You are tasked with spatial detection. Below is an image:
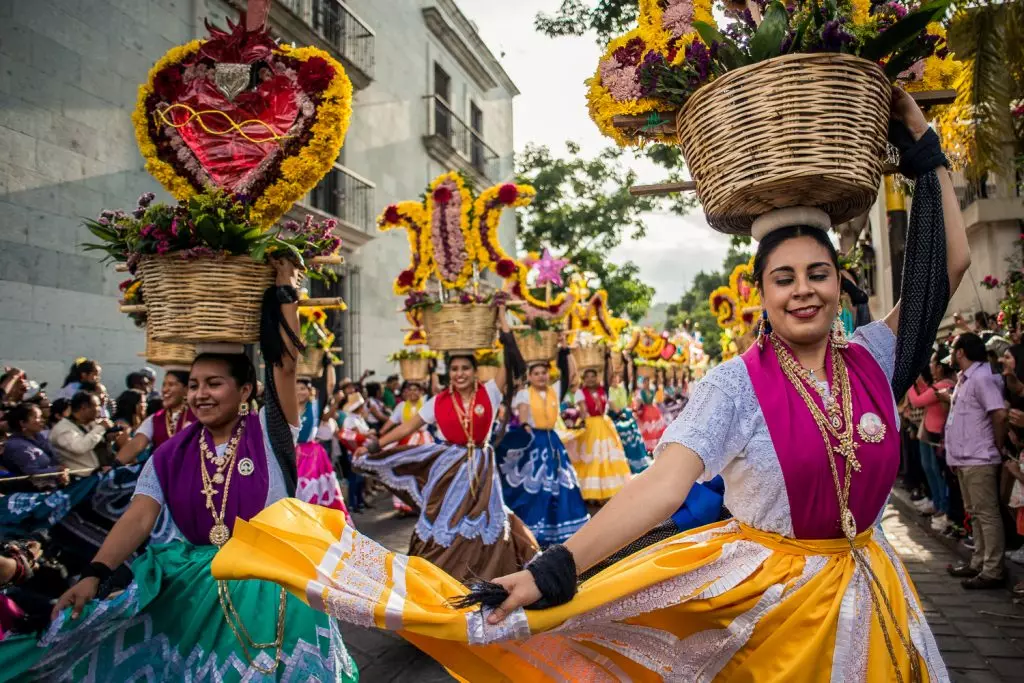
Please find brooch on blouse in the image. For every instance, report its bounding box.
[856,412,886,444]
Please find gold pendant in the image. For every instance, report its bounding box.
[214,456,226,468]
[209,523,230,547]
[842,509,857,540]
[213,472,225,484]
[856,412,886,444]
[237,457,255,477]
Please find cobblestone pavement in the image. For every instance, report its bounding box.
[340,492,1024,681]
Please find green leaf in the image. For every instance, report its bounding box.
[792,13,813,54]
[196,215,220,246]
[693,21,750,70]
[749,1,790,62]
[859,0,952,61]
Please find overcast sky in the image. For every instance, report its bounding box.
[458,0,732,305]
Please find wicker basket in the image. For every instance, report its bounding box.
[295,348,326,378]
[423,304,496,352]
[139,255,275,344]
[399,357,430,382]
[572,345,605,373]
[514,330,559,365]
[677,53,890,234]
[476,365,500,383]
[144,331,195,367]
[637,364,656,380]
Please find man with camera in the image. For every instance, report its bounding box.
[48,391,127,475]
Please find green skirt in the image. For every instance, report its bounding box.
[0,542,358,682]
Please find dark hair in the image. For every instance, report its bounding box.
[165,369,190,387]
[49,398,70,426]
[974,310,991,330]
[386,374,399,384]
[296,377,313,387]
[752,226,840,288]
[63,359,98,387]
[446,353,478,369]
[931,344,953,380]
[6,402,40,432]
[125,372,147,391]
[582,368,598,377]
[191,353,258,392]
[70,391,98,413]
[365,381,382,399]
[1006,344,1024,384]
[400,380,423,394]
[952,333,987,364]
[113,389,145,426]
[146,397,163,416]
[78,380,99,394]
[527,362,549,373]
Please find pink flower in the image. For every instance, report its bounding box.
[599,58,643,101]
[662,0,695,38]
[156,241,171,255]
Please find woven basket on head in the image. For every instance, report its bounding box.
[144,330,195,367]
[423,304,496,352]
[140,255,275,344]
[677,53,890,234]
[637,365,657,380]
[514,330,559,365]
[399,357,430,382]
[295,348,326,378]
[572,345,605,374]
[476,365,500,383]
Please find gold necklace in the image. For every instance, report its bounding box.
[771,335,922,683]
[450,383,480,445]
[199,422,244,547]
[217,579,286,674]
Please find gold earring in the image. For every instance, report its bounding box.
[756,311,771,350]
[238,401,250,416]
[831,315,849,348]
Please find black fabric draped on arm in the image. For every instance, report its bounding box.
[259,285,304,496]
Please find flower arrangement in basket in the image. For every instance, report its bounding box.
[296,299,345,377]
[474,348,504,384]
[119,274,197,367]
[85,15,351,344]
[379,171,536,352]
[504,248,578,365]
[588,0,958,233]
[387,349,440,383]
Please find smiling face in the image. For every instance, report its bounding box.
[20,405,44,436]
[296,380,312,405]
[1004,349,1017,375]
[449,357,476,392]
[187,359,252,429]
[583,369,599,389]
[528,364,549,390]
[406,383,423,402]
[161,374,187,410]
[759,235,840,349]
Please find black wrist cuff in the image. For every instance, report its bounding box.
[81,561,113,583]
[889,124,948,178]
[524,544,578,610]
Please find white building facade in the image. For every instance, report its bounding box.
[0,0,519,391]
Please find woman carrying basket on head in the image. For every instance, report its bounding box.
[212,90,965,682]
[351,305,539,582]
[0,258,359,682]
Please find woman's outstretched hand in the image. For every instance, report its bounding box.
[486,570,542,624]
[890,86,929,142]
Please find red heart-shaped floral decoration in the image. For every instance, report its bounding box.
[132,18,352,228]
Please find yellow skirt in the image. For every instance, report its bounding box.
[565,415,632,501]
[213,500,947,683]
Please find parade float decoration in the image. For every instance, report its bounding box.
[504,248,576,365]
[630,327,668,380]
[562,274,631,373]
[588,0,955,233]
[387,349,440,383]
[709,256,761,356]
[86,12,349,345]
[379,171,535,352]
[475,347,504,384]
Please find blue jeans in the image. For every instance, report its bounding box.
[919,440,948,515]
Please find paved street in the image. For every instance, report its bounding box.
[341,493,1024,682]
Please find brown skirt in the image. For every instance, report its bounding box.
[357,442,539,582]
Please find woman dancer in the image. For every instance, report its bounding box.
[608,370,652,473]
[380,381,433,516]
[213,91,965,681]
[566,366,633,503]
[496,348,590,546]
[351,306,538,581]
[115,369,193,465]
[0,258,358,681]
[295,377,349,517]
[635,373,667,453]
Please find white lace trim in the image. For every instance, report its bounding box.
[831,563,872,683]
[468,607,531,645]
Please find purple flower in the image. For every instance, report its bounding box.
[638,51,666,96]
[137,192,155,208]
[132,207,146,219]
[98,216,110,226]
[821,20,854,51]
[612,37,645,67]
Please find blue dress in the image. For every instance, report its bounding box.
[496,387,590,546]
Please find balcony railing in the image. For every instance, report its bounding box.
[305,163,376,233]
[951,167,1023,211]
[279,0,374,83]
[424,94,501,181]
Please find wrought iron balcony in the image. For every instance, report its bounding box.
[277,0,374,88]
[297,163,376,243]
[423,94,501,184]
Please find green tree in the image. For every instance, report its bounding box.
[535,0,639,43]
[516,141,660,320]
